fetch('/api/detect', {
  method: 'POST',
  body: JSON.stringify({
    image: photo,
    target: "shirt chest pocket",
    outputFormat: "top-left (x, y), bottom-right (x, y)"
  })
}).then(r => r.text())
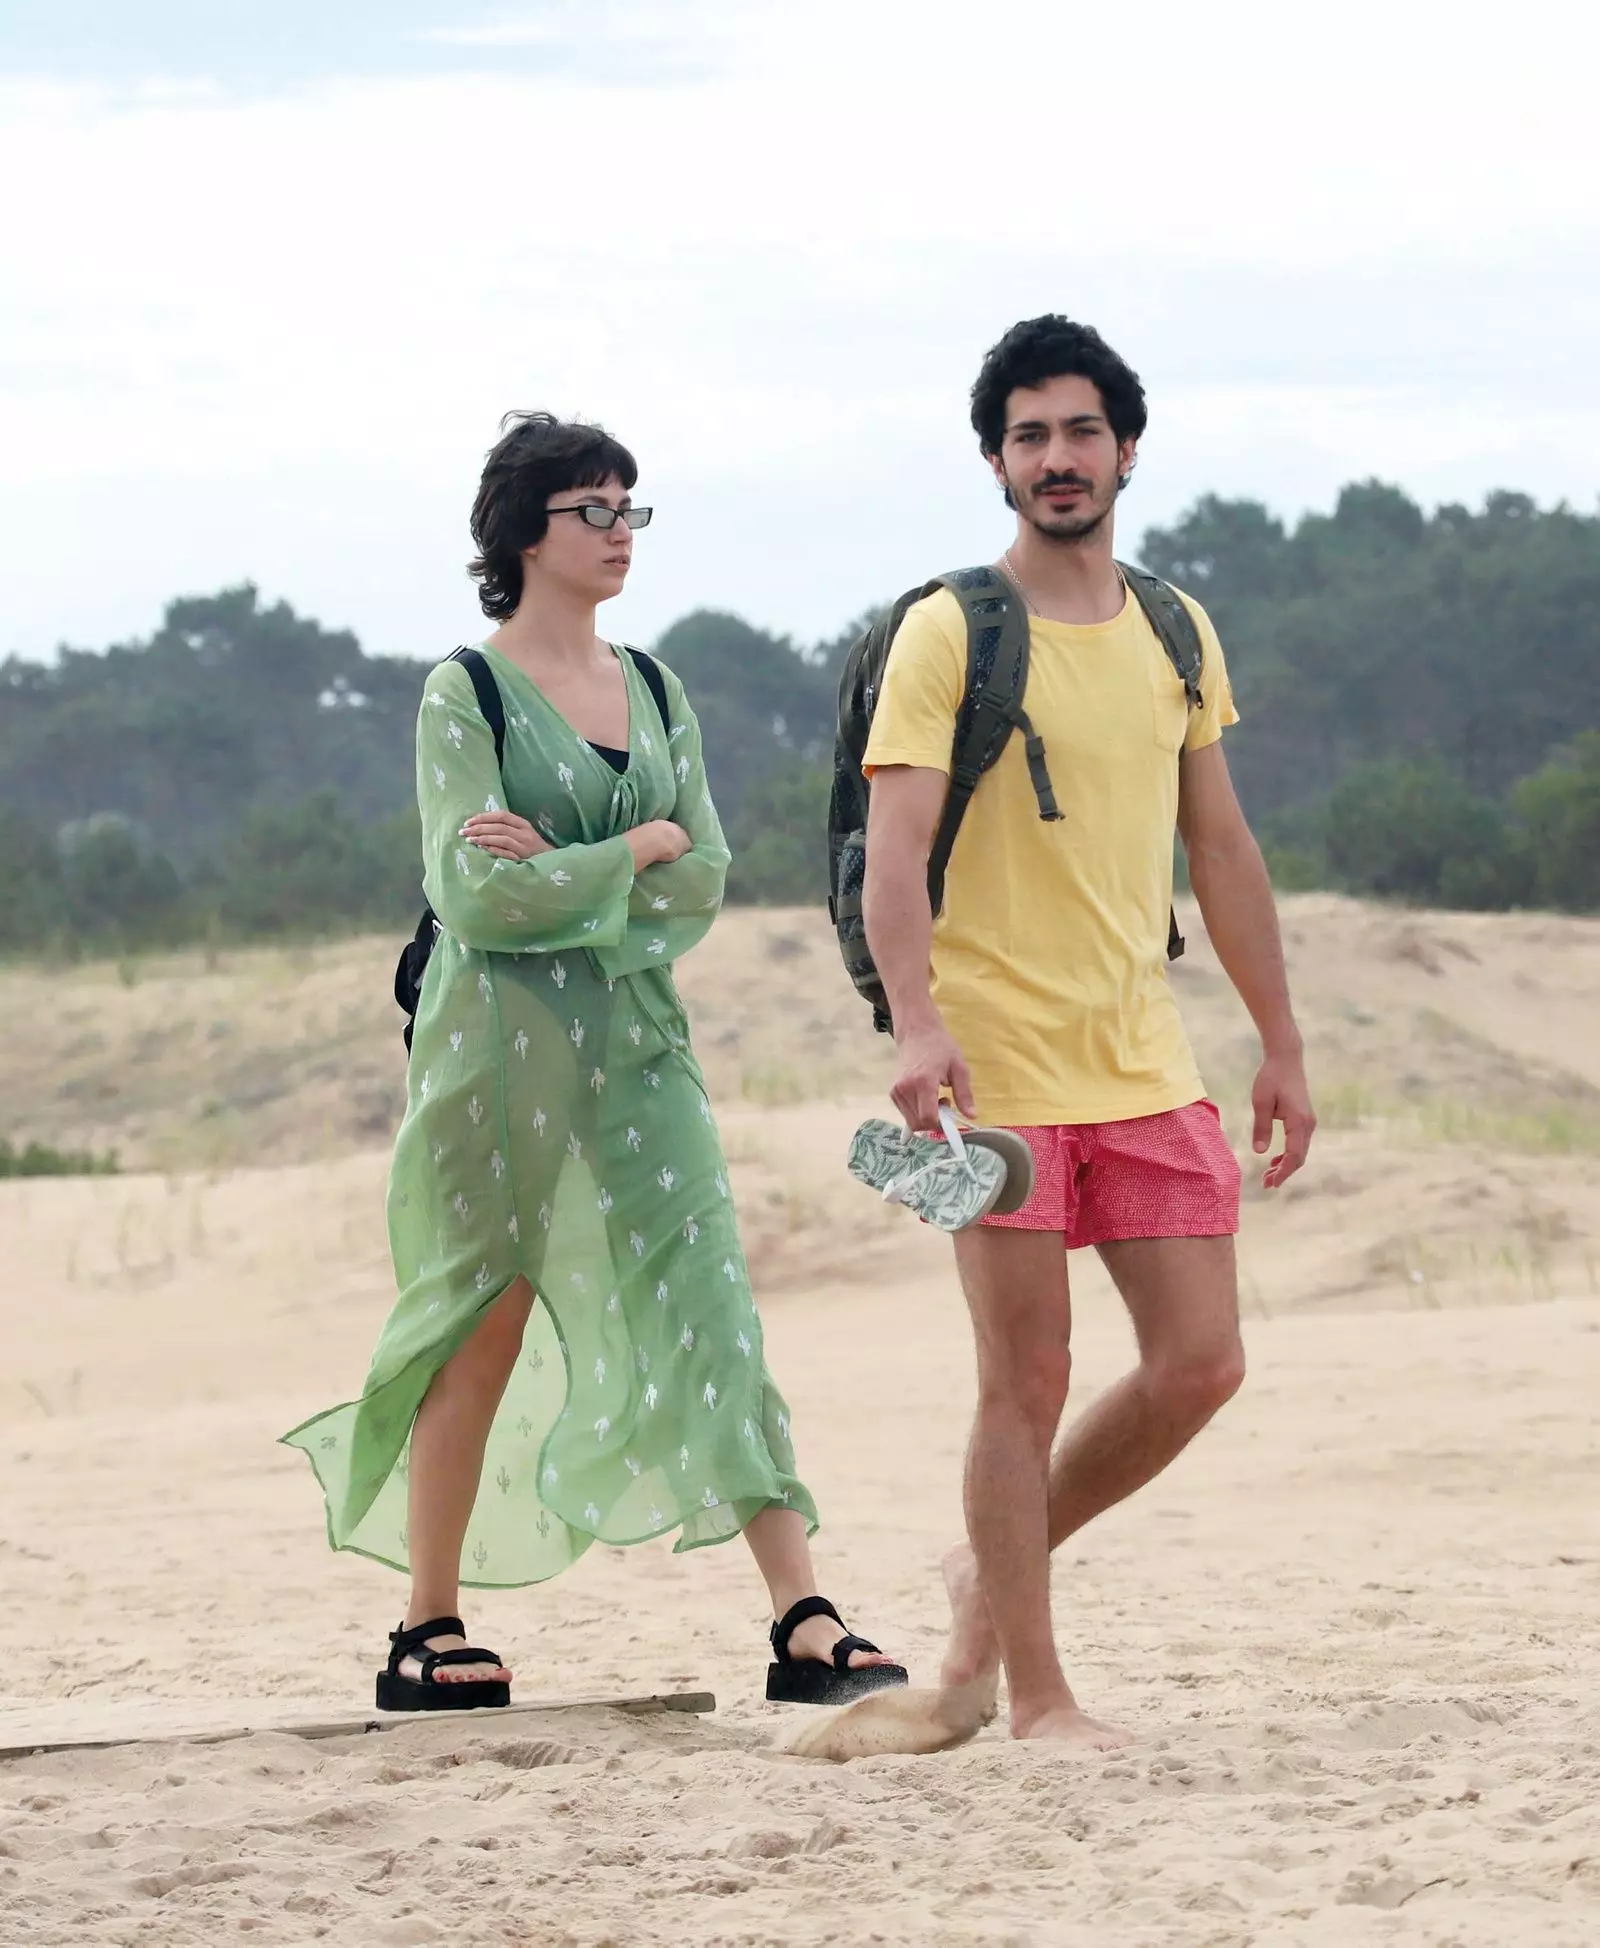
top-left (1148, 659), bottom-right (1191, 755)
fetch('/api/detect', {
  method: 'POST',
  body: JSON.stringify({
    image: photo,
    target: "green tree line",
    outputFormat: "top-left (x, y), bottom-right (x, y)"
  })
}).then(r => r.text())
top-left (0, 585), bottom-right (846, 954)
top-left (1, 481), bottom-right (1597, 959)
top-left (1139, 483), bottom-right (1600, 911)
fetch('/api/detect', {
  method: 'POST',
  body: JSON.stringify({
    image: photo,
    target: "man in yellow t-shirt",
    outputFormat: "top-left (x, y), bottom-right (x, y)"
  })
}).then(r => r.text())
top-left (862, 315), bottom-right (1315, 1750)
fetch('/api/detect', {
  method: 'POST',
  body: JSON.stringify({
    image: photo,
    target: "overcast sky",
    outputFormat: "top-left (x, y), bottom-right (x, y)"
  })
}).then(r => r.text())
top-left (2, 0), bottom-right (1596, 664)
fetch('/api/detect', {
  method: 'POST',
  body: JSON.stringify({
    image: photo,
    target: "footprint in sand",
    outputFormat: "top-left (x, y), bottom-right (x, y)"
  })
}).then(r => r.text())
top-left (780, 1675), bottom-right (1000, 1762)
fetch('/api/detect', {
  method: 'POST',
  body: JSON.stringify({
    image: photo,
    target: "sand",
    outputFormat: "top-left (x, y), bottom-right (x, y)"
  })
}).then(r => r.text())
top-left (4, 901), bottom-right (1600, 1945)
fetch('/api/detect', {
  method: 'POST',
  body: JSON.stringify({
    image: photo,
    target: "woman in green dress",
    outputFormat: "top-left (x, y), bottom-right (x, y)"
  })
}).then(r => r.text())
top-left (283, 413), bottom-right (905, 1710)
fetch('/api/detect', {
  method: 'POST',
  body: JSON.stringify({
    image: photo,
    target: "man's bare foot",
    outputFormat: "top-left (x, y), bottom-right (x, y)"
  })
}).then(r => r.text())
top-left (1011, 1700), bottom-right (1129, 1749)
top-left (939, 1544), bottom-right (1000, 1690)
top-left (782, 1612), bottom-right (897, 1673)
top-left (398, 1626), bottom-right (511, 1686)
top-left (785, 1673), bottom-right (998, 1761)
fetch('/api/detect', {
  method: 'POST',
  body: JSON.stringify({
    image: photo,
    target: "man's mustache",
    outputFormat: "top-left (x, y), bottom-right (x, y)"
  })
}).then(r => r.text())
top-left (1034, 473), bottom-right (1095, 494)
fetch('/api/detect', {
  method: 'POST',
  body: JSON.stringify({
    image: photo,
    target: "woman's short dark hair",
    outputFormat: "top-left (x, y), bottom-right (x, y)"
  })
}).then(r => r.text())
top-left (467, 411), bottom-right (638, 620)
top-left (969, 316), bottom-right (1148, 455)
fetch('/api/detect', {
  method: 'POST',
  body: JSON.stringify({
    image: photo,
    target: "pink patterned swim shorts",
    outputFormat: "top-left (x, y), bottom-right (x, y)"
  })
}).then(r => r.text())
top-left (981, 1100), bottom-right (1242, 1247)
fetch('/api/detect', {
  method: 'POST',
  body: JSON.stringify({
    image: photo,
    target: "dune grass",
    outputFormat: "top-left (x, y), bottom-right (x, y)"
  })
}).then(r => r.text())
top-left (0, 1137), bottom-right (119, 1178)
top-left (1313, 1080), bottom-right (1600, 1156)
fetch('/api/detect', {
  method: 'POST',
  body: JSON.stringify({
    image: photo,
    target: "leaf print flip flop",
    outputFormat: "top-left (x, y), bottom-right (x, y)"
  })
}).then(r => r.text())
top-left (847, 1106), bottom-right (1035, 1232)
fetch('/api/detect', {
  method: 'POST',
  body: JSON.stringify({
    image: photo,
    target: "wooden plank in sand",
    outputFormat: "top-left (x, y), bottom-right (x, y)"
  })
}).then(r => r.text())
top-left (0, 1690), bottom-right (717, 1762)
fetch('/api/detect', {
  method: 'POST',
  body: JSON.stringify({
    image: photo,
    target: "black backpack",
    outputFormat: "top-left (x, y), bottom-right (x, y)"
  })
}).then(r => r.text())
top-left (827, 563), bottom-right (1204, 1034)
top-left (394, 644), bottom-right (671, 1050)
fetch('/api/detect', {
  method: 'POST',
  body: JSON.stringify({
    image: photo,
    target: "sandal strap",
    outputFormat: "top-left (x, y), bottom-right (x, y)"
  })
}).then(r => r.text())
top-left (387, 1615), bottom-right (466, 1670)
top-left (770, 1594), bottom-right (844, 1662)
top-left (416, 1646), bottom-right (502, 1683)
top-left (391, 1614), bottom-right (465, 1646)
top-left (831, 1632), bottom-right (882, 1672)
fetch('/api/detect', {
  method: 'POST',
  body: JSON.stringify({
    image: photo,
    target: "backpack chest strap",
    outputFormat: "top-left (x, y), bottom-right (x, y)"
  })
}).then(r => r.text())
top-left (1010, 702), bottom-right (1061, 822)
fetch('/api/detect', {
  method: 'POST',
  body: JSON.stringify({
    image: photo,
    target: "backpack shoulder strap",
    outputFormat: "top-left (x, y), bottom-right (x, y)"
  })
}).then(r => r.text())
top-left (1118, 565), bottom-right (1204, 709)
top-left (624, 646), bottom-right (672, 734)
top-left (447, 646), bottom-right (506, 770)
top-left (1116, 568), bottom-right (1202, 964)
top-left (927, 565), bottom-right (1056, 915)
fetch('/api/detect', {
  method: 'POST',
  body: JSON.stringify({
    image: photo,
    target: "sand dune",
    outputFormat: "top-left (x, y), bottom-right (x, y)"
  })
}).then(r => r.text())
top-left (4, 899), bottom-right (1600, 1943)
top-left (4, 1283), bottom-right (1598, 1944)
top-left (7, 896), bottom-right (1600, 1170)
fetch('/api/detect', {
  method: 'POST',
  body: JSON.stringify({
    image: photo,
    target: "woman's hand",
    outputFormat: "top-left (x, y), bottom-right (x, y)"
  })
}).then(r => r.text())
top-left (459, 811), bottom-right (552, 861)
top-left (625, 820), bottom-right (693, 873)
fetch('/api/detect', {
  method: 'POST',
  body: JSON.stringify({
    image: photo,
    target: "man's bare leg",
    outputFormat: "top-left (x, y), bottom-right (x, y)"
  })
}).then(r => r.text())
top-left (1046, 1235), bottom-right (1245, 1537)
top-left (944, 1227), bottom-right (1120, 1745)
top-left (943, 1233), bottom-right (1245, 1740)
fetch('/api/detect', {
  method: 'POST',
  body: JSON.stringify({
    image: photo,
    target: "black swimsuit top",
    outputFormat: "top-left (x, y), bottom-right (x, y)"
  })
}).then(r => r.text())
top-left (588, 742), bottom-right (628, 775)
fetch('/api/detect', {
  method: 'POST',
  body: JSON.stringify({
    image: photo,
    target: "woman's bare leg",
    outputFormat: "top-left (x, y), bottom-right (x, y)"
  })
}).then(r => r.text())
top-left (398, 1277), bottom-right (535, 1683)
top-left (742, 1505), bottom-right (896, 1670)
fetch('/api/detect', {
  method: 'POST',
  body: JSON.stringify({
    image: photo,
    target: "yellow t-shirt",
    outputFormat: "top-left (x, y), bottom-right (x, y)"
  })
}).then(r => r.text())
top-left (862, 582), bottom-right (1239, 1125)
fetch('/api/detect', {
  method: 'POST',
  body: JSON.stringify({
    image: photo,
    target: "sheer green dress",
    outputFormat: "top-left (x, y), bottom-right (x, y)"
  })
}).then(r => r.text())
top-left (282, 643), bottom-right (816, 1586)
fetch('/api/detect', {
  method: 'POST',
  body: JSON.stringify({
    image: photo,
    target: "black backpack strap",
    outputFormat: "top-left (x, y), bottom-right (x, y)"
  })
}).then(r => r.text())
top-left (1118, 565), bottom-right (1204, 709)
top-left (927, 566), bottom-right (1054, 917)
top-left (448, 646), bottom-right (506, 770)
top-left (1118, 566), bottom-right (1204, 964)
top-left (397, 648), bottom-right (504, 1054)
top-left (625, 647), bottom-right (672, 734)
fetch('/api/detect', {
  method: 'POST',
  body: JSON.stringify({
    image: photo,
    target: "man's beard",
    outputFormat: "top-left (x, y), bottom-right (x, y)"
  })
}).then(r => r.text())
top-left (1021, 476), bottom-right (1115, 545)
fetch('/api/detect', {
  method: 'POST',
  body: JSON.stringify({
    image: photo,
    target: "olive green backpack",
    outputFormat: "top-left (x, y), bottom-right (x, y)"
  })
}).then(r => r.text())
top-left (826, 564), bottom-right (1204, 1032)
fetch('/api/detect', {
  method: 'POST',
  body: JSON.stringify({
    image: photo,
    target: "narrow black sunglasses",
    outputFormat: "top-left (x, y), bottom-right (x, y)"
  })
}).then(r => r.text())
top-left (548, 504), bottom-right (654, 531)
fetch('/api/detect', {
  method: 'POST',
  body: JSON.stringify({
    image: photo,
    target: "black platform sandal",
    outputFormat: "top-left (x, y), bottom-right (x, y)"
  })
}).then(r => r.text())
top-left (375, 1615), bottom-right (511, 1712)
top-left (765, 1596), bottom-right (909, 1706)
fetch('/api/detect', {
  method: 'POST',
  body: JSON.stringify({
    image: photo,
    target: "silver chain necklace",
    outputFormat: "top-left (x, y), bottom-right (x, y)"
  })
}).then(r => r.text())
top-left (1001, 547), bottom-right (1126, 619)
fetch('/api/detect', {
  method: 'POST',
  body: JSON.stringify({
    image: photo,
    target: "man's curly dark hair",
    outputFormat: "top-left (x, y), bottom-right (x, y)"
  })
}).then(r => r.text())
top-left (468, 412), bottom-right (638, 620)
top-left (969, 316), bottom-right (1148, 456)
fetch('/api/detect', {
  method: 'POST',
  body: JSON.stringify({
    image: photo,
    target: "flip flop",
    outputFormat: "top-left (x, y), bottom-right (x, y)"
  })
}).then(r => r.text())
top-left (848, 1105), bottom-right (1035, 1232)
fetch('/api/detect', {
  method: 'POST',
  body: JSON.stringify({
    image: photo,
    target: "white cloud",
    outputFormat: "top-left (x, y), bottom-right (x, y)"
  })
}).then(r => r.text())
top-left (1, 0), bottom-right (1597, 659)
